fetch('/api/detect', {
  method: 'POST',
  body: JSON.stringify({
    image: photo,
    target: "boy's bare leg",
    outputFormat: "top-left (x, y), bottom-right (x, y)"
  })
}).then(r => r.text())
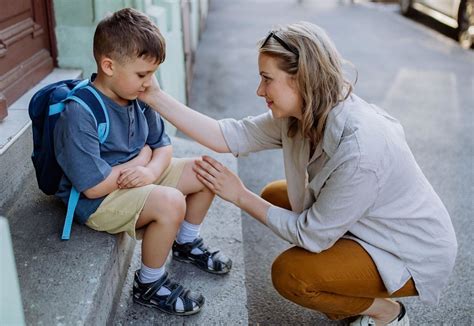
top-left (133, 184), bottom-right (204, 314)
top-left (171, 158), bottom-right (232, 274)
top-left (176, 159), bottom-right (215, 224)
top-left (136, 186), bottom-right (186, 268)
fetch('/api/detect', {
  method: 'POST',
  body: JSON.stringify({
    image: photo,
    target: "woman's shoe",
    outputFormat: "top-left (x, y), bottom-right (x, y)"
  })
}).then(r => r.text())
top-left (349, 301), bottom-right (409, 326)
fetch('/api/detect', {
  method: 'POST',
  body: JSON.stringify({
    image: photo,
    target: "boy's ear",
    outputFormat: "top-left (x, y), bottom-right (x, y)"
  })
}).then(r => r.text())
top-left (100, 56), bottom-right (115, 77)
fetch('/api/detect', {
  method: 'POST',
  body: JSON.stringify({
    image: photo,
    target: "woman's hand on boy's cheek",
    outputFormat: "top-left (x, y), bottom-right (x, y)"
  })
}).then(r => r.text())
top-left (138, 74), bottom-right (161, 105)
top-left (117, 166), bottom-right (156, 188)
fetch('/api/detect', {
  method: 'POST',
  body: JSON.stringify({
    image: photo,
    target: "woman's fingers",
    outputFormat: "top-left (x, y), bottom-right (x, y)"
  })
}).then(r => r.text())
top-left (195, 158), bottom-right (222, 178)
top-left (193, 156), bottom-right (235, 198)
top-left (195, 156), bottom-right (244, 204)
top-left (196, 172), bottom-right (216, 192)
top-left (202, 155), bottom-right (225, 172)
top-left (193, 163), bottom-right (217, 184)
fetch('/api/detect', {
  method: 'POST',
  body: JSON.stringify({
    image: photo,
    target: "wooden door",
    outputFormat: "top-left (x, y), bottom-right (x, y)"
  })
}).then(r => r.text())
top-left (0, 0), bottom-right (55, 120)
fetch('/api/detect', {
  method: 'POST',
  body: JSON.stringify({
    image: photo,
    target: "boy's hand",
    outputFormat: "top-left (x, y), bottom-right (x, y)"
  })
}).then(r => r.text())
top-left (138, 74), bottom-right (162, 106)
top-left (117, 166), bottom-right (157, 189)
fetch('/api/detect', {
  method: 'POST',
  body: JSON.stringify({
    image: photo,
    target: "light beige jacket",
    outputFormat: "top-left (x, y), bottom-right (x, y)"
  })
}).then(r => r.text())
top-left (218, 94), bottom-right (457, 305)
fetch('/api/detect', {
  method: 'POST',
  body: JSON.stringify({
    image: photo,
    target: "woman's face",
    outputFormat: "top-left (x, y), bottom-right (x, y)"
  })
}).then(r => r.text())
top-left (256, 54), bottom-right (303, 120)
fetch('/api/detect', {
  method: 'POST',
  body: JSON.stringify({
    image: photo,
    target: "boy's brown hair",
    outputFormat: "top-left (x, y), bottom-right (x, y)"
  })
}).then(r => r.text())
top-left (93, 8), bottom-right (166, 64)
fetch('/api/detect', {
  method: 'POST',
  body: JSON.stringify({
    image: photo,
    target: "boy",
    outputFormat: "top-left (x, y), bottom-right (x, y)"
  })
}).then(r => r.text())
top-left (53, 8), bottom-right (232, 316)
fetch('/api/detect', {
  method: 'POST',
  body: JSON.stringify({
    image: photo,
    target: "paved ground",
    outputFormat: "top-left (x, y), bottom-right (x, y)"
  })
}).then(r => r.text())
top-left (184, 0), bottom-right (473, 325)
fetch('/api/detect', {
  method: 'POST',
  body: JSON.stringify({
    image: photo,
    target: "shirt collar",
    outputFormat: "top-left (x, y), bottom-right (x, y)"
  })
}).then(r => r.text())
top-left (321, 95), bottom-right (352, 157)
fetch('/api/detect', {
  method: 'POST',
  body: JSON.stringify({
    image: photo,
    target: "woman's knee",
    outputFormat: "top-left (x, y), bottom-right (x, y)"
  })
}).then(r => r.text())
top-left (260, 180), bottom-right (291, 210)
top-left (272, 247), bottom-right (331, 298)
top-left (272, 248), bottom-right (338, 316)
top-left (271, 248), bottom-right (307, 297)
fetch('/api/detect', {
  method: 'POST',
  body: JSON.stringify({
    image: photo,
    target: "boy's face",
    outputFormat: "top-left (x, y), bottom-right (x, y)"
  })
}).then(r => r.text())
top-left (106, 56), bottom-right (160, 105)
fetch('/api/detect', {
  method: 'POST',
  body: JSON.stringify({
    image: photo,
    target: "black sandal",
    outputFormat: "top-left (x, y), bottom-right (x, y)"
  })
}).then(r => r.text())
top-left (172, 237), bottom-right (232, 274)
top-left (133, 271), bottom-right (205, 316)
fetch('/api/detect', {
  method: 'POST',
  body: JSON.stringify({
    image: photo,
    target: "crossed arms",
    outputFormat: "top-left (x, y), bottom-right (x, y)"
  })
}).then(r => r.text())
top-left (83, 144), bottom-right (172, 199)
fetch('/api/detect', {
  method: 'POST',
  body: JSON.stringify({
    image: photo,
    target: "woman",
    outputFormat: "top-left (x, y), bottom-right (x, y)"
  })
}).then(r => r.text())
top-left (140, 22), bottom-right (457, 326)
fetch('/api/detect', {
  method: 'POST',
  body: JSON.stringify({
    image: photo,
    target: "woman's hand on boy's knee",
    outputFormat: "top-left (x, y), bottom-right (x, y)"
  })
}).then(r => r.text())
top-left (193, 155), bottom-right (246, 204)
top-left (117, 166), bottom-right (156, 189)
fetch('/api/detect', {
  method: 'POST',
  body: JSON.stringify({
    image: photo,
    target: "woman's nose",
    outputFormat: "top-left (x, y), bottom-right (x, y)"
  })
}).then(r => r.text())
top-left (256, 82), bottom-right (265, 97)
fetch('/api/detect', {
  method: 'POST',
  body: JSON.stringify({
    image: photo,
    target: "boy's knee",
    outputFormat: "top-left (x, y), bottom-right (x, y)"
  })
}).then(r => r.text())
top-left (150, 187), bottom-right (186, 223)
top-left (164, 188), bottom-right (186, 220)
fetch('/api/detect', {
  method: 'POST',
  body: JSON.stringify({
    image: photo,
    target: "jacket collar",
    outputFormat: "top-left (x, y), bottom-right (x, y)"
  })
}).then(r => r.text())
top-left (321, 94), bottom-right (353, 158)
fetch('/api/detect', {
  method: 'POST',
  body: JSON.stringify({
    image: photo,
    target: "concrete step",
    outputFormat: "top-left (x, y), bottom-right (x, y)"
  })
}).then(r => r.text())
top-left (3, 168), bottom-right (136, 325)
top-left (0, 68), bottom-right (134, 325)
top-left (113, 137), bottom-right (248, 325)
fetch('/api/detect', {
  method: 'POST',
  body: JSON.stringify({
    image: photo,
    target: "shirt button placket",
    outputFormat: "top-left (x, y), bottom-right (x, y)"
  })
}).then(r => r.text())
top-left (129, 107), bottom-right (135, 138)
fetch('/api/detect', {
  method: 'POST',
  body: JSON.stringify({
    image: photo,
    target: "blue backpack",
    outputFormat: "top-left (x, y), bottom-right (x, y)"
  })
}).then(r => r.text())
top-left (29, 78), bottom-right (110, 240)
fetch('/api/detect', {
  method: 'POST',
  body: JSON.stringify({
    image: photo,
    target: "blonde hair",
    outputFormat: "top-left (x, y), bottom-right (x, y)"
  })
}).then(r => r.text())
top-left (259, 22), bottom-right (353, 144)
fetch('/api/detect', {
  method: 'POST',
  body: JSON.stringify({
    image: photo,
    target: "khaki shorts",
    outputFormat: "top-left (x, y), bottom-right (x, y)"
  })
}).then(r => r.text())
top-left (86, 158), bottom-right (188, 239)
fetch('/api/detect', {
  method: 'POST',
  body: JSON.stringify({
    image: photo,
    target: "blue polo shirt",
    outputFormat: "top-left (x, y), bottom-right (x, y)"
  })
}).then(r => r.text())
top-left (53, 85), bottom-right (171, 224)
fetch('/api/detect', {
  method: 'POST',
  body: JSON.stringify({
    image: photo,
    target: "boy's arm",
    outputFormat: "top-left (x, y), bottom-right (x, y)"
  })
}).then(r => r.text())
top-left (117, 145), bottom-right (172, 189)
top-left (83, 145), bottom-right (152, 199)
top-left (146, 145), bottom-right (173, 178)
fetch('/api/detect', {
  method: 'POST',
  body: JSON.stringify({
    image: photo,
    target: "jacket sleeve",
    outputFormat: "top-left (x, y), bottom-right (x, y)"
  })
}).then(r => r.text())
top-left (266, 161), bottom-right (378, 252)
top-left (218, 111), bottom-right (283, 157)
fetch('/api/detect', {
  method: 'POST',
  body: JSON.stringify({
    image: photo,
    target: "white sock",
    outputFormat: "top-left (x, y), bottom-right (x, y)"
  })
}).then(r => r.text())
top-left (139, 263), bottom-right (192, 311)
top-left (176, 221), bottom-right (213, 268)
top-left (139, 263), bottom-right (165, 284)
top-left (176, 220), bottom-right (201, 245)
top-left (177, 221), bottom-right (217, 269)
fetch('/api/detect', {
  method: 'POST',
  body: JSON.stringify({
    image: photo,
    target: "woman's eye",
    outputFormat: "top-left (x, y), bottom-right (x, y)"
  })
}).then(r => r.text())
top-left (138, 74), bottom-right (146, 78)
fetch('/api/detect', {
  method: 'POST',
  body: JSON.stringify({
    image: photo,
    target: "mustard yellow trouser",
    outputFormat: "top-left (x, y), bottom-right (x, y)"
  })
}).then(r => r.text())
top-left (261, 180), bottom-right (418, 320)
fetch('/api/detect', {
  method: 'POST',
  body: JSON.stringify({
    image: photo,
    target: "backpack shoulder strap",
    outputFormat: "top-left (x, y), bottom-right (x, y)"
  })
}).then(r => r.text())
top-left (61, 187), bottom-right (80, 240)
top-left (66, 85), bottom-right (110, 143)
top-left (60, 83), bottom-right (110, 240)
